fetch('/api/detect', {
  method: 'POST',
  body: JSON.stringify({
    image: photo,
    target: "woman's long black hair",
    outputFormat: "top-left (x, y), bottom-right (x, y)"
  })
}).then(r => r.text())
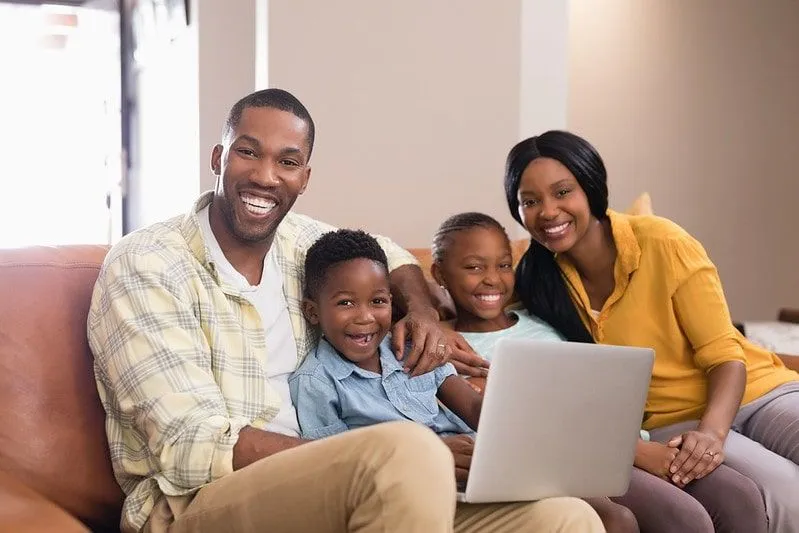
top-left (504, 131), bottom-right (609, 343)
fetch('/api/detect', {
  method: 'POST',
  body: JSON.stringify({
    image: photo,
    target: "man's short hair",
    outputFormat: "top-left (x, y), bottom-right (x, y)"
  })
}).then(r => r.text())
top-left (223, 88), bottom-right (316, 158)
top-left (304, 229), bottom-right (388, 300)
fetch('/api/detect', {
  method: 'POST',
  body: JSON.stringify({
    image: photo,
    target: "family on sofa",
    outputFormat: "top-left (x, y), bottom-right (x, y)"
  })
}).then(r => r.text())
top-left (88, 88), bottom-right (799, 533)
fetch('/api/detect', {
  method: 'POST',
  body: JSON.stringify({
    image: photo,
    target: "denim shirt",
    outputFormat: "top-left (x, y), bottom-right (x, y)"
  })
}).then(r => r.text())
top-left (289, 336), bottom-right (474, 440)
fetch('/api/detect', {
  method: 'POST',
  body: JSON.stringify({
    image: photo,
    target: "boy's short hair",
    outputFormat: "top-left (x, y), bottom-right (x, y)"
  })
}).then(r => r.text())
top-left (304, 229), bottom-right (389, 300)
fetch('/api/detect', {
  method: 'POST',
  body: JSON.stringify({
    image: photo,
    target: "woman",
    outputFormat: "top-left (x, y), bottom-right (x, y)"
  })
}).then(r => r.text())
top-left (504, 130), bottom-right (798, 533)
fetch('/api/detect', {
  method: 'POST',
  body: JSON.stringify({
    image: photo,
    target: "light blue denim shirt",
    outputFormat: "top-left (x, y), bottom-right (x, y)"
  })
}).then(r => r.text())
top-left (289, 336), bottom-right (474, 440)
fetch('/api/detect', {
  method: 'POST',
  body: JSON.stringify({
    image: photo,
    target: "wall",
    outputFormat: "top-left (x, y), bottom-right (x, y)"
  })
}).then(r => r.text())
top-left (568, 0), bottom-right (799, 320)
top-left (268, 0), bottom-right (521, 248)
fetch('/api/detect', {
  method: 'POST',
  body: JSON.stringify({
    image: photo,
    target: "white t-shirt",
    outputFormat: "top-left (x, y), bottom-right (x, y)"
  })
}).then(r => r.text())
top-left (198, 206), bottom-right (300, 436)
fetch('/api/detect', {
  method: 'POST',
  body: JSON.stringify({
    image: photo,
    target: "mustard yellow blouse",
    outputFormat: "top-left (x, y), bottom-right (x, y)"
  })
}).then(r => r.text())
top-left (557, 210), bottom-right (797, 430)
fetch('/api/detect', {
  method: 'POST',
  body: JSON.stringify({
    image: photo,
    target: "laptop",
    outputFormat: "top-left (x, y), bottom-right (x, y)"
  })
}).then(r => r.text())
top-left (457, 338), bottom-right (654, 503)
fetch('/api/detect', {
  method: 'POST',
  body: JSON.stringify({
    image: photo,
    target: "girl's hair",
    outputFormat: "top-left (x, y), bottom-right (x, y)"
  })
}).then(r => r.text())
top-left (431, 212), bottom-right (509, 263)
top-left (503, 130), bottom-right (608, 343)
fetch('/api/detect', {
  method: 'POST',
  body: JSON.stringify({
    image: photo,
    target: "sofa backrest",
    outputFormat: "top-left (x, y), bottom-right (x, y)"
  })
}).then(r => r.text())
top-left (0, 245), bottom-right (123, 532)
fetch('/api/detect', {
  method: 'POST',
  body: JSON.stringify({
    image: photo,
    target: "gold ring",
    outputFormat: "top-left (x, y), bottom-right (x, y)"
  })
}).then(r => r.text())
top-left (705, 451), bottom-right (717, 457)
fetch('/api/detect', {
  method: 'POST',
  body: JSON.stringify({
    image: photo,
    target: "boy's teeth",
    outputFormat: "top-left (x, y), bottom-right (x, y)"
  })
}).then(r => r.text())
top-left (350, 334), bottom-right (373, 344)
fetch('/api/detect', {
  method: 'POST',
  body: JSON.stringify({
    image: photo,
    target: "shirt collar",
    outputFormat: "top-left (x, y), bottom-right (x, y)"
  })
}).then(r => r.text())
top-left (606, 209), bottom-right (641, 275)
top-left (556, 209), bottom-right (641, 314)
top-left (317, 335), bottom-right (402, 381)
top-left (179, 191), bottom-right (218, 280)
top-left (556, 210), bottom-right (640, 274)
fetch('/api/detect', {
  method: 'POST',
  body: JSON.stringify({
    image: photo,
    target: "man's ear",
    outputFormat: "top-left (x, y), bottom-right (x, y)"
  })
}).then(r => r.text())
top-left (298, 166), bottom-right (311, 196)
top-left (302, 297), bottom-right (320, 325)
top-left (211, 144), bottom-right (223, 177)
top-left (430, 262), bottom-right (445, 288)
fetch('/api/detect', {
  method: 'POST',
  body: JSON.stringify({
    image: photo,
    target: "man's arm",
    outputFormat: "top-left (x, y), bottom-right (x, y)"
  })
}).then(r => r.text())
top-left (90, 252), bottom-right (297, 492)
top-left (368, 234), bottom-right (451, 377)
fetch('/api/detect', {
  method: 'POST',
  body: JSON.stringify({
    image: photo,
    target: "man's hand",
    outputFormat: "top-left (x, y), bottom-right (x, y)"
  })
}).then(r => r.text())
top-left (445, 330), bottom-right (489, 378)
top-left (441, 434), bottom-right (474, 483)
top-left (634, 440), bottom-right (679, 481)
top-left (392, 309), bottom-right (452, 376)
top-left (232, 426), bottom-right (306, 471)
top-left (667, 430), bottom-right (725, 487)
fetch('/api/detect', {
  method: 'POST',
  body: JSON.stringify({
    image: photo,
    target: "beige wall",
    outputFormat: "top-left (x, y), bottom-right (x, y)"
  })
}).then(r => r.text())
top-left (268, 0), bottom-right (522, 248)
top-left (569, 0), bottom-right (799, 320)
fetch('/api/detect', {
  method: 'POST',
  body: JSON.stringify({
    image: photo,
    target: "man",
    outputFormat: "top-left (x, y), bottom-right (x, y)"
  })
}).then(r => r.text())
top-left (89, 88), bottom-right (604, 533)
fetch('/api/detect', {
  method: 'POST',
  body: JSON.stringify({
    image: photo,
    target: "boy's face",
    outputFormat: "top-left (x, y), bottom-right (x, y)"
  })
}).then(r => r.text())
top-left (304, 258), bottom-right (392, 365)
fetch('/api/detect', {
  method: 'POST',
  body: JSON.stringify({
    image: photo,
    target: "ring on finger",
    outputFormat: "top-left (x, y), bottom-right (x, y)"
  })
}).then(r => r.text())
top-left (704, 451), bottom-right (717, 457)
top-left (435, 342), bottom-right (447, 358)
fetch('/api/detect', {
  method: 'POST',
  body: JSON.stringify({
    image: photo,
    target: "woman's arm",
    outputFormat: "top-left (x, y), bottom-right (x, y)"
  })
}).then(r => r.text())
top-left (667, 236), bottom-right (749, 485)
top-left (668, 360), bottom-right (746, 486)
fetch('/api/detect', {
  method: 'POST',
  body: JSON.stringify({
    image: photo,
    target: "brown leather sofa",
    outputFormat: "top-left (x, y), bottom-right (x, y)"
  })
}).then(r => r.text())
top-left (1, 244), bottom-right (797, 532)
top-left (0, 246), bottom-right (123, 533)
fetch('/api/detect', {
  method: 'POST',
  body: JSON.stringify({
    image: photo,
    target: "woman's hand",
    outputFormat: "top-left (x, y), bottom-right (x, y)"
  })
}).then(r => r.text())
top-left (634, 440), bottom-right (679, 480)
top-left (667, 430), bottom-right (725, 487)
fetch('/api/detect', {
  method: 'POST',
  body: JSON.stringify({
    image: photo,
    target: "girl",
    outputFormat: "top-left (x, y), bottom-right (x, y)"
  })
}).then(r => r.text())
top-left (504, 130), bottom-right (797, 532)
top-left (431, 211), bottom-right (767, 533)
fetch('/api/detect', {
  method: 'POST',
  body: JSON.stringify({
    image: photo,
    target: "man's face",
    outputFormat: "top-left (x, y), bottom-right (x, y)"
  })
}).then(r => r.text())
top-left (210, 107), bottom-right (312, 245)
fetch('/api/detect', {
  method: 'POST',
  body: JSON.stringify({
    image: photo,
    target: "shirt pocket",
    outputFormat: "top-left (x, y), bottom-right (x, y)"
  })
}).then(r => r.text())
top-left (405, 373), bottom-right (440, 415)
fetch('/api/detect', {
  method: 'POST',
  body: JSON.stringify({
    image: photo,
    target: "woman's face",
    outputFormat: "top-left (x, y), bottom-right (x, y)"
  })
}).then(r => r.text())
top-left (516, 157), bottom-right (593, 254)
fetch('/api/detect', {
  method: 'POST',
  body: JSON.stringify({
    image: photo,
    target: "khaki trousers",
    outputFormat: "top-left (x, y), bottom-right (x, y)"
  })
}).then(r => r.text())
top-left (145, 422), bottom-right (603, 533)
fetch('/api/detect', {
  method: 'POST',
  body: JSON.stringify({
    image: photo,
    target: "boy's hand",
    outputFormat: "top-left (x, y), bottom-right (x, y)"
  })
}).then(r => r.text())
top-left (441, 434), bottom-right (474, 483)
top-left (634, 440), bottom-right (679, 481)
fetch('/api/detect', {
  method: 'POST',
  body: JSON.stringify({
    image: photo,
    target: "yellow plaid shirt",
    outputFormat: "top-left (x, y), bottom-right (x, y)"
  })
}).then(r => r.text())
top-left (89, 192), bottom-right (417, 532)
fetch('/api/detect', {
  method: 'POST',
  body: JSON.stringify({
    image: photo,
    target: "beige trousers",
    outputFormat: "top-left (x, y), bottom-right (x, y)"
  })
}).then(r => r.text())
top-left (145, 422), bottom-right (603, 533)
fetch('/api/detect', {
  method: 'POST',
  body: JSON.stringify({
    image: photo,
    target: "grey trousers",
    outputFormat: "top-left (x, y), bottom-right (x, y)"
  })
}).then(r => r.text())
top-left (649, 381), bottom-right (799, 533)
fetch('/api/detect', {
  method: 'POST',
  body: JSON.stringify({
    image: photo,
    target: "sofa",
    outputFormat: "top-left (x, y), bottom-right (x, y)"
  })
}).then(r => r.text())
top-left (1, 244), bottom-right (797, 532)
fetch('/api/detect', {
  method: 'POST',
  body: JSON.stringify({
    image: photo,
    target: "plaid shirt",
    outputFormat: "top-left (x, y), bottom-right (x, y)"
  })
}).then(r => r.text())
top-left (89, 192), bottom-right (417, 532)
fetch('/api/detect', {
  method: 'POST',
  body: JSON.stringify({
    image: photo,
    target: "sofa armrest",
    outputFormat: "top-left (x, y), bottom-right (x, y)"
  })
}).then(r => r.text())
top-left (0, 469), bottom-right (89, 533)
top-left (778, 308), bottom-right (799, 324)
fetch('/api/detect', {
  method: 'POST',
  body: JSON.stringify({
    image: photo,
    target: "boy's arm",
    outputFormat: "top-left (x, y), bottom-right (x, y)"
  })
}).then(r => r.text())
top-left (288, 372), bottom-right (349, 440)
top-left (437, 375), bottom-right (483, 431)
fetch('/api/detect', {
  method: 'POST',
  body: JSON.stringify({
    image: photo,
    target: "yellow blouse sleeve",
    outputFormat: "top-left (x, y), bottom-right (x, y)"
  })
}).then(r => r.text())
top-left (668, 234), bottom-right (746, 371)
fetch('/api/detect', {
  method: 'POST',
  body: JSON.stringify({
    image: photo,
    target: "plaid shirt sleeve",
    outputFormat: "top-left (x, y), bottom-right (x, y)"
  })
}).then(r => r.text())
top-left (90, 250), bottom-right (249, 497)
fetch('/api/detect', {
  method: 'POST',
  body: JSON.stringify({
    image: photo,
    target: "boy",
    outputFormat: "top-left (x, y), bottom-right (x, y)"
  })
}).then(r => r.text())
top-left (289, 229), bottom-right (483, 452)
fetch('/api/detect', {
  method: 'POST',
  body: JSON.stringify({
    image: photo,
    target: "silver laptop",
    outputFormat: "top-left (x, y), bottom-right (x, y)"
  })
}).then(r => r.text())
top-left (457, 338), bottom-right (654, 503)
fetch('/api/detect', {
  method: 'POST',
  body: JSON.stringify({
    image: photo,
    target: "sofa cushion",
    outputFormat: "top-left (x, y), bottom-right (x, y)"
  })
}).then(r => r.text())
top-left (0, 245), bottom-right (123, 531)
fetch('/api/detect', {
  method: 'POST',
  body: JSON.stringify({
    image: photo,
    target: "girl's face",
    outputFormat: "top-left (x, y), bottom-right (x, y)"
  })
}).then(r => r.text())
top-left (433, 227), bottom-right (515, 323)
top-left (516, 157), bottom-right (593, 254)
